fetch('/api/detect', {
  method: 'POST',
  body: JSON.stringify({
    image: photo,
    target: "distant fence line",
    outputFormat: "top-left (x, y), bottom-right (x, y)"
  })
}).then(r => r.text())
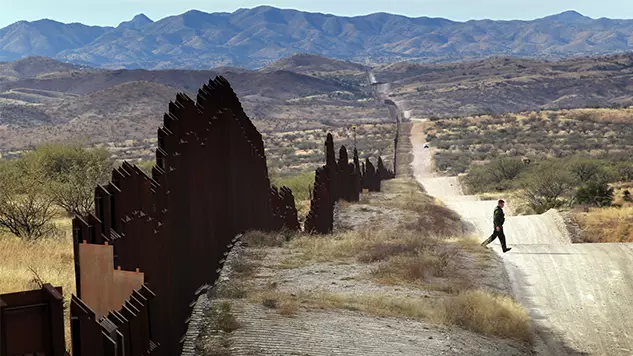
top-left (0, 75), bottom-right (401, 355)
top-left (305, 133), bottom-right (395, 234)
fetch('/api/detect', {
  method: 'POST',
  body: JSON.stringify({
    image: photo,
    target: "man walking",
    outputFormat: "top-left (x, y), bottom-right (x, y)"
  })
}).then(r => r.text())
top-left (481, 200), bottom-right (512, 253)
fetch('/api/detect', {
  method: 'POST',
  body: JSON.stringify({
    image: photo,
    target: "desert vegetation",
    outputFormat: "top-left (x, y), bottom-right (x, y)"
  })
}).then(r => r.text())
top-left (427, 108), bottom-right (633, 175)
top-left (427, 108), bottom-right (633, 243)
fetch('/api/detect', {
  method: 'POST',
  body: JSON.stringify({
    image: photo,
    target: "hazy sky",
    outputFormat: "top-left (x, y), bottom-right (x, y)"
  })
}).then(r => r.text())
top-left (1, 0), bottom-right (633, 27)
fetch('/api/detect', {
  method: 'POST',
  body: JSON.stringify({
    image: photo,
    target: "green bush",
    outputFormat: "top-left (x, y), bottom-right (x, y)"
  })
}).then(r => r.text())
top-left (566, 156), bottom-right (608, 184)
top-left (520, 161), bottom-right (575, 214)
top-left (575, 181), bottom-right (614, 207)
top-left (462, 157), bottom-right (527, 193)
top-left (21, 144), bottom-right (113, 216)
top-left (0, 159), bottom-right (57, 239)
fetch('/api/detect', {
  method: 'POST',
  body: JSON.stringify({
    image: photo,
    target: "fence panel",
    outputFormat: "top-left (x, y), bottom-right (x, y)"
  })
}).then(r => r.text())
top-left (0, 284), bottom-right (65, 356)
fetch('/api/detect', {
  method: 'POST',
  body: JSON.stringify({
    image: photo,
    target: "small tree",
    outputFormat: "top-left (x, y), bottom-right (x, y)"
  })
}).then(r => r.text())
top-left (521, 162), bottom-right (574, 213)
top-left (575, 181), bottom-right (614, 207)
top-left (0, 160), bottom-right (57, 240)
top-left (21, 144), bottom-right (113, 216)
top-left (566, 156), bottom-right (605, 184)
top-left (462, 157), bottom-right (526, 193)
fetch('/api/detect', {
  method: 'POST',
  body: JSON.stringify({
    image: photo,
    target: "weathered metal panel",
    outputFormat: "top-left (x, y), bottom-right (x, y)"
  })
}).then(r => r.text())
top-left (0, 284), bottom-right (65, 356)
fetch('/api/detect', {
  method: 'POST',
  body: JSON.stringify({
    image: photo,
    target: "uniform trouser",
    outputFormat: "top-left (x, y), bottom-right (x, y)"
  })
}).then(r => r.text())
top-left (482, 226), bottom-right (507, 250)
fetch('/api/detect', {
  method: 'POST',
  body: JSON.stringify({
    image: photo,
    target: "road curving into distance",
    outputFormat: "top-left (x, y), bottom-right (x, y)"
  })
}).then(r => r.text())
top-left (411, 122), bottom-right (633, 356)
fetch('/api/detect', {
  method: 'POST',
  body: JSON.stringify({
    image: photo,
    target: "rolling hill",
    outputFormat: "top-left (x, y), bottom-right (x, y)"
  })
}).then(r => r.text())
top-left (0, 55), bottom-right (385, 151)
top-left (379, 53), bottom-right (633, 118)
top-left (3, 51), bottom-right (633, 152)
top-left (3, 7), bottom-right (633, 69)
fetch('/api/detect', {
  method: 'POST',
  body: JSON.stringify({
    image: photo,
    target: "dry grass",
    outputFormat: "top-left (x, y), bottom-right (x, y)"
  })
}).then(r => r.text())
top-left (575, 207), bottom-right (633, 242)
top-left (225, 171), bottom-right (531, 344)
top-left (207, 301), bottom-right (242, 333)
top-left (0, 218), bottom-right (75, 296)
top-left (372, 178), bottom-right (464, 236)
top-left (242, 230), bottom-right (289, 247)
top-left (257, 291), bottom-right (301, 317)
top-left (252, 289), bottom-right (529, 342)
top-left (0, 217), bottom-right (75, 352)
top-left (444, 290), bottom-right (530, 342)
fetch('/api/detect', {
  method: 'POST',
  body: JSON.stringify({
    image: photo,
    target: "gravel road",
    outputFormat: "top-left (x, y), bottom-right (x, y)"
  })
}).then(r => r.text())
top-left (411, 123), bottom-right (633, 356)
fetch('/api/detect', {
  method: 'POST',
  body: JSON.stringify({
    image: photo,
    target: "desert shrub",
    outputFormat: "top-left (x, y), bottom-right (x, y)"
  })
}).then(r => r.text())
top-left (462, 157), bottom-right (527, 193)
top-left (135, 160), bottom-right (154, 175)
top-left (0, 160), bottom-right (57, 240)
top-left (434, 152), bottom-right (471, 175)
top-left (575, 181), bottom-right (614, 207)
top-left (614, 162), bottom-right (633, 182)
top-left (520, 161), bottom-right (575, 213)
top-left (565, 156), bottom-right (608, 184)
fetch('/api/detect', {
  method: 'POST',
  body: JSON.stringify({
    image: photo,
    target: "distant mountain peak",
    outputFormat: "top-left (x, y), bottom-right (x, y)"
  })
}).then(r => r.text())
top-left (543, 10), bottom-right (592, 22)
top-left (117, 13), bottom-right (154, 29)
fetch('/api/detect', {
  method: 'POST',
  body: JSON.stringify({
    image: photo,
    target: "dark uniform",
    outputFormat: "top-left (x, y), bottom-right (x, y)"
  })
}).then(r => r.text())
top-left (481, 205), bottom-right (511, 252)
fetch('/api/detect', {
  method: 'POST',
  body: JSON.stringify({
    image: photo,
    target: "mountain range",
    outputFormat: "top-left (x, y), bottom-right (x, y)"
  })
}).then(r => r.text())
top-left (3, 7), bottom-right (633, 69)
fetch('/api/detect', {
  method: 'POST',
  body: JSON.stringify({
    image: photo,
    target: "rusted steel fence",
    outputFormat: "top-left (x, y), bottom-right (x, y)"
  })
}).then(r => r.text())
top-left (305, 133), bottom-right (395, 234)
top-left (271, 186), bottom-right (301, 231)
top-left (70, 284), bottom-right (157, 356)
top-left (0, 284), bottom-right (66, 356)
top-left (70, 76), bottom-right (300, 355)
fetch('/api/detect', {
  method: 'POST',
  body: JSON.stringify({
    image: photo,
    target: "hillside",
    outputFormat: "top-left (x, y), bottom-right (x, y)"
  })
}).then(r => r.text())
top-left (0, 56), bottom-right (386, 152)
top-left (263, 53), bottom-right (370, 74)
top-left (0, 56), bottom-right (92, 80)
top-left (4, 51), bottom-right (633, 152)
top-left (3, 8), bottom-right (633, 69)
top-left (381, 53), bottom-right (633, 118)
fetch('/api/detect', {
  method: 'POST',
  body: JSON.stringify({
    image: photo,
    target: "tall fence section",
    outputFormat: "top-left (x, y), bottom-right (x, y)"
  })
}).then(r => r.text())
top-left (0, 75), bottom-right (399, 355)
top-left (305, 133), bottom-right (395, 234)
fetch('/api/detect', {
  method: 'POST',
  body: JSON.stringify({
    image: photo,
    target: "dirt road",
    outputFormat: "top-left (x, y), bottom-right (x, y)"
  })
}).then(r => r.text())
top-left (411, 123), bottom-right (633, 356)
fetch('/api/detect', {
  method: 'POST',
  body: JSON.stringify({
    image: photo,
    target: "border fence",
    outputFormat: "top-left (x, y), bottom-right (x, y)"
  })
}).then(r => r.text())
top-left (0, 75), bottom-right (399, 355)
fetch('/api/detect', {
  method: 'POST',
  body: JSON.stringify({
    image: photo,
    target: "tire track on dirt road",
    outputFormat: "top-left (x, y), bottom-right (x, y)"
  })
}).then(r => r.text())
top-left (411, 122), bottom-right (633, 356)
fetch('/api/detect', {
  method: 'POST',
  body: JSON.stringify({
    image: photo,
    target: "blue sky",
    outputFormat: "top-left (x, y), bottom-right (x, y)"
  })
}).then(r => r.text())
top-left (1, 0), bottom-right (633, 27)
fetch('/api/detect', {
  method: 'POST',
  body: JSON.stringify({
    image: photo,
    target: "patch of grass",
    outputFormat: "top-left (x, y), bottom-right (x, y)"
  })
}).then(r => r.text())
top-left (261, 289), bottom-right (529, 342)
top-left (371, 178), bottom-right (464, 236)
top-left (444, 290), bottom-right (531, 343)
top-left (574, 207), bottom-right (633, 242)
top-left (242, 230), bottom-right (288, 247)
top-left (289, 228), bottom-right (401, 262)
top-left (373, 247), bottom-right (460, 282)
top-left (270, 171), bottom-right (315, 202)
top-left (230, 255), bottom-right (258, 278)
top-left (214, 281), bottom-right (248, 299)
top-left (0, 219), bottom-right (74, 295)
top-left (207, 301), bottom-right (242, 333)
top-left (255, 291), bottom-right (300, 317)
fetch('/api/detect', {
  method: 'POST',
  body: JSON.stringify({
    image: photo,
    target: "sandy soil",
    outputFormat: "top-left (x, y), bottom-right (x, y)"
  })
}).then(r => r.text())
top-left (411, 122), bottom-right (633, 356)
